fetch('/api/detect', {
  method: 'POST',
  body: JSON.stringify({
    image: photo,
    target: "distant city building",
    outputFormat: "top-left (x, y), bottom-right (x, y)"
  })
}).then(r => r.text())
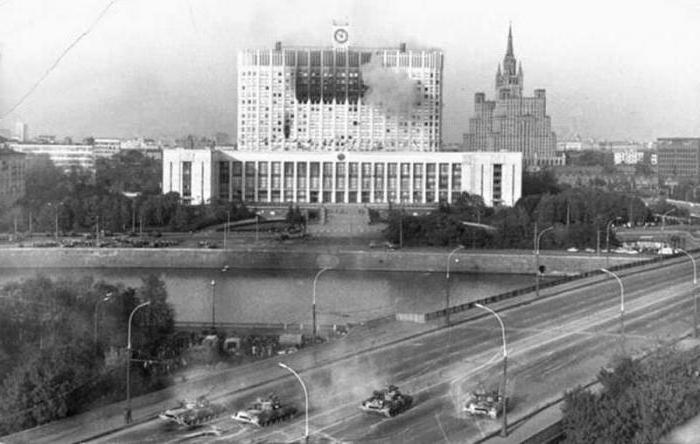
top-left (657, 138), bottom-right (700, 183)
top-left (556, 139), bottom-right (597, 152)
top-left (596, 141), bottom-right (648, 165)
top-left (14, 122), bottom-right (28, 142)
top-left (0, 149), bottom-right (26, 206)
top-left (8, 143), bottom-right (95, 172)
top-left (93, 138), bottom-right (122, 158)
top-left (650, 153), bottom-right (658, 166)
top-left (34, 134), bottom-right (57, 144)
top-left (553, 165), bottom-right (604, 188)
top-left (463, 27), bottom-right (562, 168)
top-left (120, 137), bottom-right (163, 161)
top-left (162, 148), bottom-right (521, 207)
top-left (237, 23), bottom-right (443, 152)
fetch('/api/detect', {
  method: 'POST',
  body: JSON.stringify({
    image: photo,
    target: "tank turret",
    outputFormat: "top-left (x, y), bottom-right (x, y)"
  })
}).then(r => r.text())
top-left (158, 396), bottom-right (225, 427)
top-left (231, 394), bottom-right (298, 427)
top-left (359, 385), bottom-right (413, 417)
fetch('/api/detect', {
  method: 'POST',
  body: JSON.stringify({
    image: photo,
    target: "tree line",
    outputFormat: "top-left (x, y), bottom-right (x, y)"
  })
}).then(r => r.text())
top-left (0, 275), bottom-right (177, 435)
top-left (383, 171), bottom-right (687, 250)
top-left (562, 349), bottom-right (700, 443)
top-left (2, 150), bottom-right (252, 234)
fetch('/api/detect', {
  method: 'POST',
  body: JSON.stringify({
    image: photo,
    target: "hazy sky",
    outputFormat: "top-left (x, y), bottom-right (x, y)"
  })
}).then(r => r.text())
top-left (1, 0), bottom-right (699, 143)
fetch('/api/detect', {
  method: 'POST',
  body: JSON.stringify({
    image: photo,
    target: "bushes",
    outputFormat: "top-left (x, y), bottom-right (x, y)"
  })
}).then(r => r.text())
top-left (561, 350), bottom-right (700, 443)
top-left (0, 275), bottom-right (177, 435)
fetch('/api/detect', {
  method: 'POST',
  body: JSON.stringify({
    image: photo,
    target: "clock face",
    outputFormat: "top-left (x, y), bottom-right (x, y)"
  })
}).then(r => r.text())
top-left (334, 28), bottom-right (349, 44)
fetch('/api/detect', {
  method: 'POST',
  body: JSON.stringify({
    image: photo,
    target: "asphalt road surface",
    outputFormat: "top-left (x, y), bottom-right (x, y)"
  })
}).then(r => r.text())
top-left (86, 256), bottom-right (700, 443)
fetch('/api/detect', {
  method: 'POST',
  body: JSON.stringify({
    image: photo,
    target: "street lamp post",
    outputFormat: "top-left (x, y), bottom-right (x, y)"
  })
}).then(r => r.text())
top-left (474, 303), bottom-right (508, 437)
top-left (125, 300), bottom-right (151, 424)
top-left (224, 211), bottom-right (230, 249)
top-left (606, 217), bottom-right (623, 267)
top-left (662, 208), bottom-right (676, 232)
top-left (210, 280), bottom-right (216, 330)
top-left (122, 192), bottom-right (140, 234)
top-left (600, 268), bottom-right (625, 352)
top-left (312, 267), bottom-right (331, 339)
top-left (47, 202), bottom-right (62, 240)
top-left (676, 248), bottom-right (698, 338)
top-left (445, 245), bottom-right (464, 326)
top-left (93, 292), bottom-right (112, 354)
top-left (255, 213), bottom-right (259, 242)
top-left (278, 362), bottom-right (309, 443)
top-left (535, 226), bottom-right (554, 298)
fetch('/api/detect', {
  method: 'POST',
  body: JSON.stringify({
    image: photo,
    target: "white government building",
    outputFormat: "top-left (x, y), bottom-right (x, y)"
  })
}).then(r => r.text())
top-left (163, 23), bottom-right (522, 208)
top-left (162, 148), bottom-right (521, 207)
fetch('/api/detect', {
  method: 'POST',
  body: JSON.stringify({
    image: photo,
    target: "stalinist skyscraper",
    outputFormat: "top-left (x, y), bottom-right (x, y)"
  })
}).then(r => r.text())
top-left (463, 27), bottom-right (562, 168)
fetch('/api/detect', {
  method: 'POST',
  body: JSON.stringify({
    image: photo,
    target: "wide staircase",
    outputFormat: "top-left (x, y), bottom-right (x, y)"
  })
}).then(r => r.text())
top-left (307, 204), bottom-right (382, 237)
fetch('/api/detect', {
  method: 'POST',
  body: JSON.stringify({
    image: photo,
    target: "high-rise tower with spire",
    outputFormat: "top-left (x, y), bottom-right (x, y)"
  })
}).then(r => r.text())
top-left (463, 27), bottom-right (562, 169)
top-left (495, 25), bottom-right (523, 99)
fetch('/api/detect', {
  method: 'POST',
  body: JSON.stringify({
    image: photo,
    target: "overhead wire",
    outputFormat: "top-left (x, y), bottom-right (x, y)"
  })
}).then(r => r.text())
top-left (0, 0), bottom-right (120, 120)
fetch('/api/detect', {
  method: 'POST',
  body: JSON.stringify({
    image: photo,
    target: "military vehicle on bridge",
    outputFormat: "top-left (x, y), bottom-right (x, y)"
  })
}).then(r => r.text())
top-left (359, 385), bottom-right (413, 417)
top-left (231, 394), bottom-right (297, 426)
top-left (158, 396), bottom-right (225, 427)
top-left (463, 390), bottom-right (506, 419)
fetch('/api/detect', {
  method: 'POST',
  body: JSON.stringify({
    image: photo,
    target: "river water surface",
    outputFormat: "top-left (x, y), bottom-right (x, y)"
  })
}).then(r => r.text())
top-left (0, 268), bottom-right (536, 326)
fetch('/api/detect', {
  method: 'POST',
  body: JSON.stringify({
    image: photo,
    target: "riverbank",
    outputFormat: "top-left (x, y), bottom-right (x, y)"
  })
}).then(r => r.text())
top-left (0, 246), bottom-right (645, 275)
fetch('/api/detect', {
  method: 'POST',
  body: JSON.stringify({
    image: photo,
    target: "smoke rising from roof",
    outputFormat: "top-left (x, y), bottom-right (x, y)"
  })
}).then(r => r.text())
top-left (361, 57), bottom-right (420, 115)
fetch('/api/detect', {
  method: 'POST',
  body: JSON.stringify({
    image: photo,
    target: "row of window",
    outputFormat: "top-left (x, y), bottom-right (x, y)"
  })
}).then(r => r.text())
top-left (217, 161), bottom-right (462, 196)
top-left (240, 50), bottom-right (440, 69)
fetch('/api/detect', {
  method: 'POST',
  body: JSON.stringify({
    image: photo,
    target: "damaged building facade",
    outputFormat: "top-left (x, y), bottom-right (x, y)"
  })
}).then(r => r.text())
top-left (237, 24), bottom-right (442, 152)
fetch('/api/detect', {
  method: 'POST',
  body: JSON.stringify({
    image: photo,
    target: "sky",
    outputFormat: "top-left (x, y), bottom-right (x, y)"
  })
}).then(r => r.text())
top-left (1, 0), bottom-right (699, 143)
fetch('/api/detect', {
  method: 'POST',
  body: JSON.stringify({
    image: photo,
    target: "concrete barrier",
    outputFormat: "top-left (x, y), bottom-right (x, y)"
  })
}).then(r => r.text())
top-left (402, 250), bottom-right (699, 323)
top-left (0, 247), bottom-right (645, 275)
top-left (395, 313), bottom-right (427, 323)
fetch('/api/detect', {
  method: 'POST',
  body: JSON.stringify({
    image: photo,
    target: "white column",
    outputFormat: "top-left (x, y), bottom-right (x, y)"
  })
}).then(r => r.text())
top-left (319, 161), bottom-right (324, 203)
top-left (240, 161), bottom-right (246, 203)
top-left (306, 161), bottom-right (311, 203)
top-left (370, 162), bottom-right (375, 203)
top-left (383, 162), bottom-right (388, 203)
top-left (409, 162), bottom-right (414, 204)
top-left (254, 161), bottom-right (259, 202)
top-left (293, 161), bottom-right (298, 203)
top-left (447, 163), bottom-right (453, 204)
top-left (280, 162), bottom-right (285, 203)
top-left (332, 161), bottom-right (337, 203)
top-left (397, 162), bottom-right (402, 204)
top-left (421, 163), bottom-right (427, 203)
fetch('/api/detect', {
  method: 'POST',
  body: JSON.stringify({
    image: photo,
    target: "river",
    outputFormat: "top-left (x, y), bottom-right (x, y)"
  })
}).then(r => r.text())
top-left (0, 268), bottom-right (536, 326)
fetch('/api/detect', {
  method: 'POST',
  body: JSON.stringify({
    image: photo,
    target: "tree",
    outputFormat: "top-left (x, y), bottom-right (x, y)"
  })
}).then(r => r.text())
top-left (0, 337), bottom-right (98, 435)
top-left (133, 275), bottom-right (175, 359)
top-left (561, 349), bottom-right (700, 443)
top-left (0, 275), bottom-right (178, 434)
top-left (95, 150), bottom-right (161, 195)
top-left (522, 170), bottom-right (561, 196)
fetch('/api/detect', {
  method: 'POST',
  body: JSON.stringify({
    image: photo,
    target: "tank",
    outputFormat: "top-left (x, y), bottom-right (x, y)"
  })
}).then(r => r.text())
top-left (359, 385), bottom-right (413, 417)
top-left (231, 394), bottom-right (297, 427)
top-left (158, 396), bottom-right (225, 427)
top-left (463, 390), bottom-right (506, 419)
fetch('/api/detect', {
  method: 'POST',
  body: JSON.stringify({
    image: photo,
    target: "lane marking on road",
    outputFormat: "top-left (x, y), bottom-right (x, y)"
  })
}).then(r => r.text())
top-left (435, 413), bottom-right (451, 444)
top-left (172, 272), bottom-right (700, 443)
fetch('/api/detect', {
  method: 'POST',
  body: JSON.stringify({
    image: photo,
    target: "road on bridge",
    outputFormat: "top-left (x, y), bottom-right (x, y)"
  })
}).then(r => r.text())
top-left (10, 255), bottom-right (699, 444)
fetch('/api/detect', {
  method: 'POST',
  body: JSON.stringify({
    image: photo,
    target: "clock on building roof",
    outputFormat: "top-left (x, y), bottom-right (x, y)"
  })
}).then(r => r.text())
top-left (332, 21), bottom-right (350, 48)
top-left (334, 28), bottom-right (348, 44)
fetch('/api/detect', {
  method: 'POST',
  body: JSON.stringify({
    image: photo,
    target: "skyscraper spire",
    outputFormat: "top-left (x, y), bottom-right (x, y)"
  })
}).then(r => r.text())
top-left (506, 24), bottom-right (514, 57)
